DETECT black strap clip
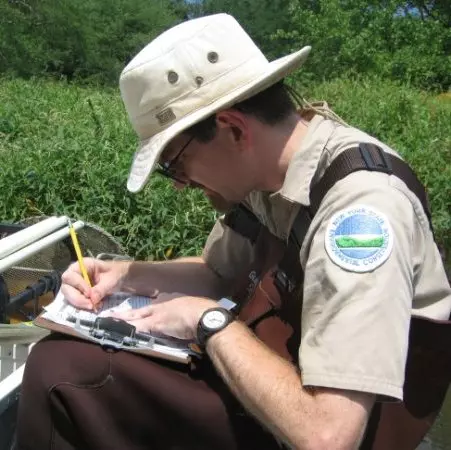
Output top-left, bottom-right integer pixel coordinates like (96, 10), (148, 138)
(90, 317), (138, 347)
(274, 269), (296, 294)
(359, 143), (393, 174)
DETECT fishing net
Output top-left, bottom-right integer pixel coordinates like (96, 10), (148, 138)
(0, 216), (129, 343)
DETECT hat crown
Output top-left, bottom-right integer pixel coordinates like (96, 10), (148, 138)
(120, 14), (268, 140)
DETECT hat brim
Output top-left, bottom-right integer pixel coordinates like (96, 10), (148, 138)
(127, 46), (311, 193)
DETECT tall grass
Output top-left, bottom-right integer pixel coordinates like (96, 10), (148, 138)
(0, 78), (216, 260)
(0, 77), (450, 270)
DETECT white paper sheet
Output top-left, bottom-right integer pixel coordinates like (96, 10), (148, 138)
(43, 290), (152, 325)
(41, 291), (192, 361)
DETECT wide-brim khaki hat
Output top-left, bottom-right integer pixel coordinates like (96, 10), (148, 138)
(120, 13), (311, 193)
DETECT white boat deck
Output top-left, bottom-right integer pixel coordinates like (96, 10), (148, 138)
(0, 343), (34, 414)
(0, 342), (35, 450)
(0, 343), (32, 383)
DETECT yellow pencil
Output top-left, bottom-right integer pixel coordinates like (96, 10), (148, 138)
(68, 219), (92, 287)
(68, 219), (96, 310)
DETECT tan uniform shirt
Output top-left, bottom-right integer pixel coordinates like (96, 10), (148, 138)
(203, 110), (451, 401)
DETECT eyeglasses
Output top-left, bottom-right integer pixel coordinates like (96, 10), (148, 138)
(155, 135), (195, 184)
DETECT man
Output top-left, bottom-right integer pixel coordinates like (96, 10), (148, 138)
(16, 13), (451, 450)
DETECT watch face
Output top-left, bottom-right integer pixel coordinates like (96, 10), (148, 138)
(203, 310), (227, 330)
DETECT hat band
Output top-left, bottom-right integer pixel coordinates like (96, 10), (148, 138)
(133, 52), (269, 139)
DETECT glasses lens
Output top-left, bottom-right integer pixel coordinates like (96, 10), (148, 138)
(155, 136), (194, 185)
(155, 166), (186, 185)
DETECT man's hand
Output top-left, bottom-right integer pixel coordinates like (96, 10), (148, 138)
(109, 296), (218, 340)
(61, 258), (132, 310)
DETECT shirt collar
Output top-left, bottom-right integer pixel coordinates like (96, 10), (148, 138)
(248, 107), (339, 240)
(274, 110), (338, 206)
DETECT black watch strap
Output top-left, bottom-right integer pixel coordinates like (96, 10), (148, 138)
(196, 307), (234, 349)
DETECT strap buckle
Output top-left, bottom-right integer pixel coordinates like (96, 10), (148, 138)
(274, 269), (296, 294)
(359, 143), (393, 174)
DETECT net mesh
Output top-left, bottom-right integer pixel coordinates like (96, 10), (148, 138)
(0, 216), (127, 325)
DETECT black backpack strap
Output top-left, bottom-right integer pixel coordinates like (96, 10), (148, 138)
(226, 143), (433, 256)
(292, 143), (433, 252)
(223, 203), (262, 244)
(310, 143), (433, 229)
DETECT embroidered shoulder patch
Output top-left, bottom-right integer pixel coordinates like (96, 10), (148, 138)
(324, 204), (394, 273)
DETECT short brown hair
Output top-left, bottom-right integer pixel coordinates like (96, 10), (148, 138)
(186, 81), (295, 142)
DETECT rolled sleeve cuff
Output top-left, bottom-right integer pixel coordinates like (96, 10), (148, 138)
(301, 371), (403, 401)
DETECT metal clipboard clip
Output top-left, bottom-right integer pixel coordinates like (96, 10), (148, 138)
(88, 317), (154, 348)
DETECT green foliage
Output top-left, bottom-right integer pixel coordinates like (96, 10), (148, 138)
(2, 0), (450, 90)
(282, 0), (451, 91)
(192, 0), (293, 58)
(0, 78), (217, 260)
(0, 77), (450, 272)
(0, 0), (186, 84)
(192, 0), (451, 91)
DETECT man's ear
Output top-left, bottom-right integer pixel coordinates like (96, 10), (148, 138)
(215, 110), (251, 148)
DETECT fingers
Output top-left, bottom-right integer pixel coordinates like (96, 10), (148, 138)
(61, 259), (109, 308)
(90, 286), (107, 306)
(109, 305), (154, 321)
(108, 306), (159, 333)
(61, 283), (94, 310)
(128, 318), (159, 333)
(63, 258), (97, 279)
(61, 263), (92, 298)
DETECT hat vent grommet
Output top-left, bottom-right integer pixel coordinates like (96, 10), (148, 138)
(207, 52), (219, 63)
(195, 76), (204, 86)
(167, 71), (179, 84)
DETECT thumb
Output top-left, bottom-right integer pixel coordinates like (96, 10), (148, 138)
(90, 285), (107, 305)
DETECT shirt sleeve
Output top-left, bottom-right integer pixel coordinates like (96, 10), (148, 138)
(202, 215), (256, 282)
(299, 171), (418, 401)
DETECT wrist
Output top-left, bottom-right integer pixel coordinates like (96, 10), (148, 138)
(206, 319), (241, 351)
(115, 260), (133, 292)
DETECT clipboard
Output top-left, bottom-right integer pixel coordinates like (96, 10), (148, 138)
(34, 310), (195, 365)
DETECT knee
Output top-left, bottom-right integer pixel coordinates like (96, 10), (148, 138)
(23, 333), (111, 388)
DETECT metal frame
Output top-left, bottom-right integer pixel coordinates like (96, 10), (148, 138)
(0, 217), (85, 449)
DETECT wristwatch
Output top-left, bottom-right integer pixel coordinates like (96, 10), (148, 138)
(196, 307), (235, 349)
